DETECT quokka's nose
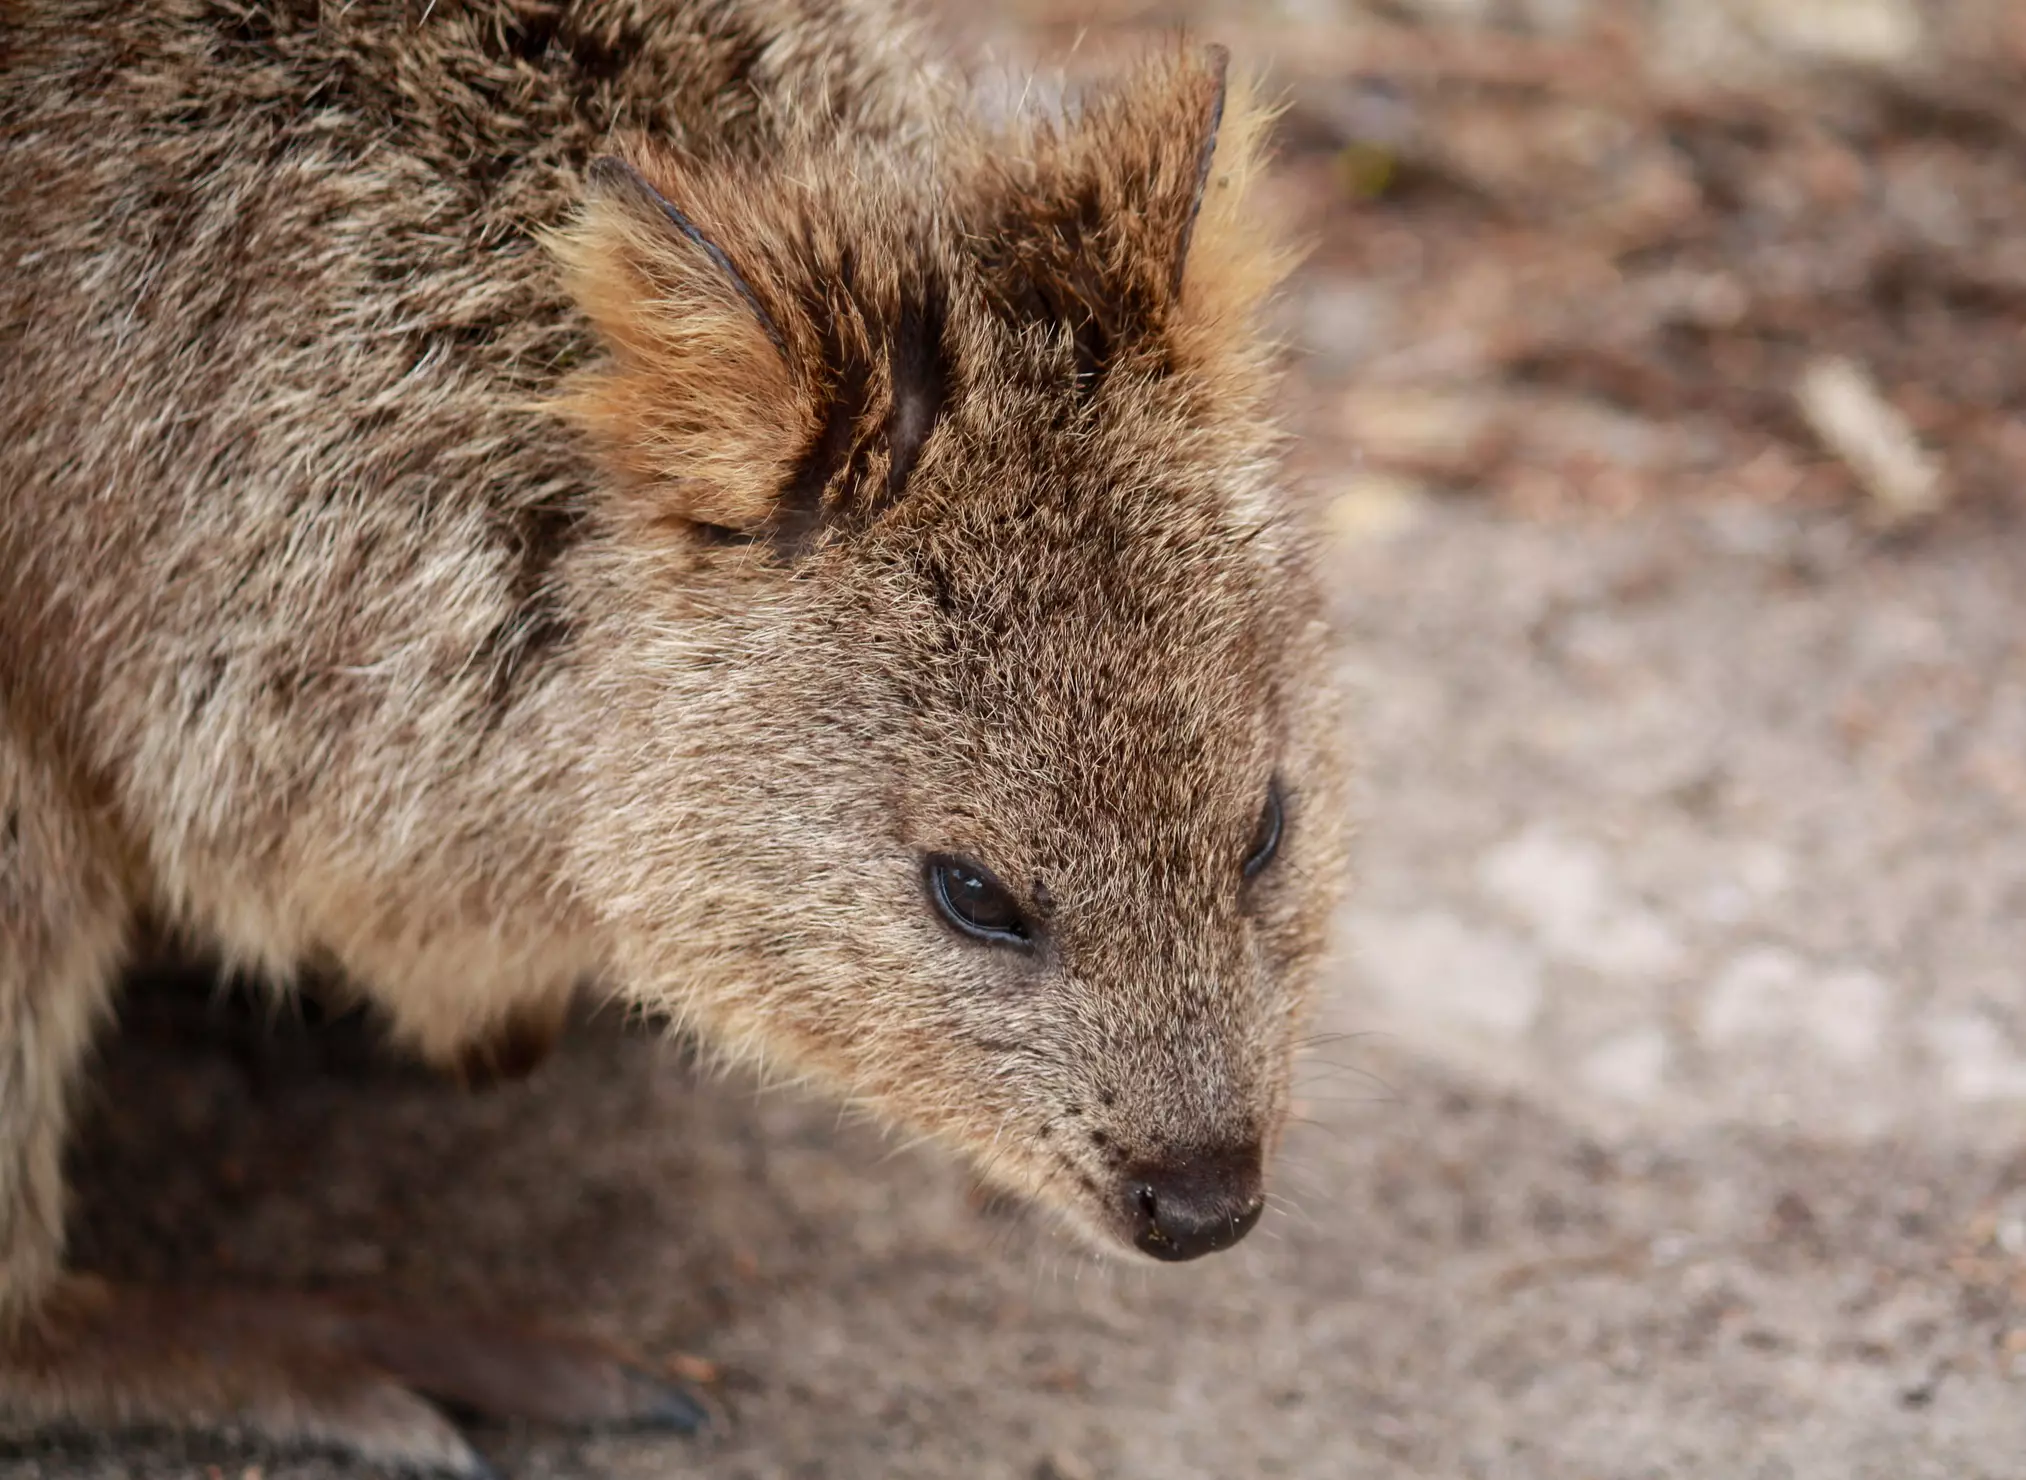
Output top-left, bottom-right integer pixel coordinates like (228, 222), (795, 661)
(1123, 1144), (1266, 1262)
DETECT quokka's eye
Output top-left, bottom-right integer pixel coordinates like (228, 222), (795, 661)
(1243, 780), (1284, 881)
(926, 854), (1032, 946)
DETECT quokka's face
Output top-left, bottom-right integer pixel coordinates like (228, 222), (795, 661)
(557, 48), (1345, 1259)
(821, 392), (1342, 1261)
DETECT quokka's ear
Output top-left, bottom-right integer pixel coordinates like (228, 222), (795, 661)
(548, 149), (954, 545)
(1169, 60), (1296, 380)
(971, 45), (1292, 390)
(544, 154), (820, 537)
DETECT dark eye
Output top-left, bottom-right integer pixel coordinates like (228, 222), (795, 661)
(926, 854), (1032, 946)
(1242, 781), (1284, 881)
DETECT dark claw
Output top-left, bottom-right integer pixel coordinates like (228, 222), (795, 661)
(618, 1365), (712, 1434)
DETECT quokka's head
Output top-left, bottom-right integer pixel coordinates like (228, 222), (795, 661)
(550, 46), (1347, 1262)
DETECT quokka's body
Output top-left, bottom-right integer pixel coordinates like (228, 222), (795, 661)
(0, 1), (1345, 1469)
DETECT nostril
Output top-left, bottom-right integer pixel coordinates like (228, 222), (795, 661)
(1134, 1182), (1160, 1226)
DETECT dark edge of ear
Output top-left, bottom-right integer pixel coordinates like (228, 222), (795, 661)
(586, 155), (791, 360)
(877, 282), (952, 511)
(1172, 44), (1231, 300)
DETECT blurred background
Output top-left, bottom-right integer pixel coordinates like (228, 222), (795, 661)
(18, 3), (2026, 1478)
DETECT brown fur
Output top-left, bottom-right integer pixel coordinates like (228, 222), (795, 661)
(0, 0), (1345, 1463)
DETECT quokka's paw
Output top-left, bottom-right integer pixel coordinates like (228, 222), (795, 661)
(0, 1276), (710, 1476)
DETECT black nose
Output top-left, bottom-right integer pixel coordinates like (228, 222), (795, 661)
(1123, 1145), (1266, 1262)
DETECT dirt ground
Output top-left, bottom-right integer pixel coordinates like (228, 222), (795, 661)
(9, 2), (2026, 1478)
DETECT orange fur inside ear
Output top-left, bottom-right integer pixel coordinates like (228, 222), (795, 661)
(1174, 68), (1299, 385)
(544, 161), (817, 532)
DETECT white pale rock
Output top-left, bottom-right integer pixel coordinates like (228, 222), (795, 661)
(1521, 0), (1591, 34)
(1348, 908), (1544, 1040)
(1580, 1027), (1671, 1103)
(1691, 844), (1792, 926)
(1696, 881), (1754, 927)
(1477, 828), (1605, 945)
(1745, 0), (1924, 66)
(1579, 910), (1687, 980)
(1736, 843), (1794, 900)
(1698, 947), (1808, 1047)
(1700, 949), (1892, 1070)
(1922, 1014), (2026, 1104)
(1477, 827), (1685, 978)
(1390, 0), (1496, 21)
(1810, 969), (1892, 1067)
(1326, 474), (1428, 547)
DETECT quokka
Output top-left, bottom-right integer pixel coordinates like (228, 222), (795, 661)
(0, 1), (1346, 1469)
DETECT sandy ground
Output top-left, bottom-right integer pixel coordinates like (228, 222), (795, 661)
(9, 3), (2026, 1478)
(11, 500), (2026, 1480)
